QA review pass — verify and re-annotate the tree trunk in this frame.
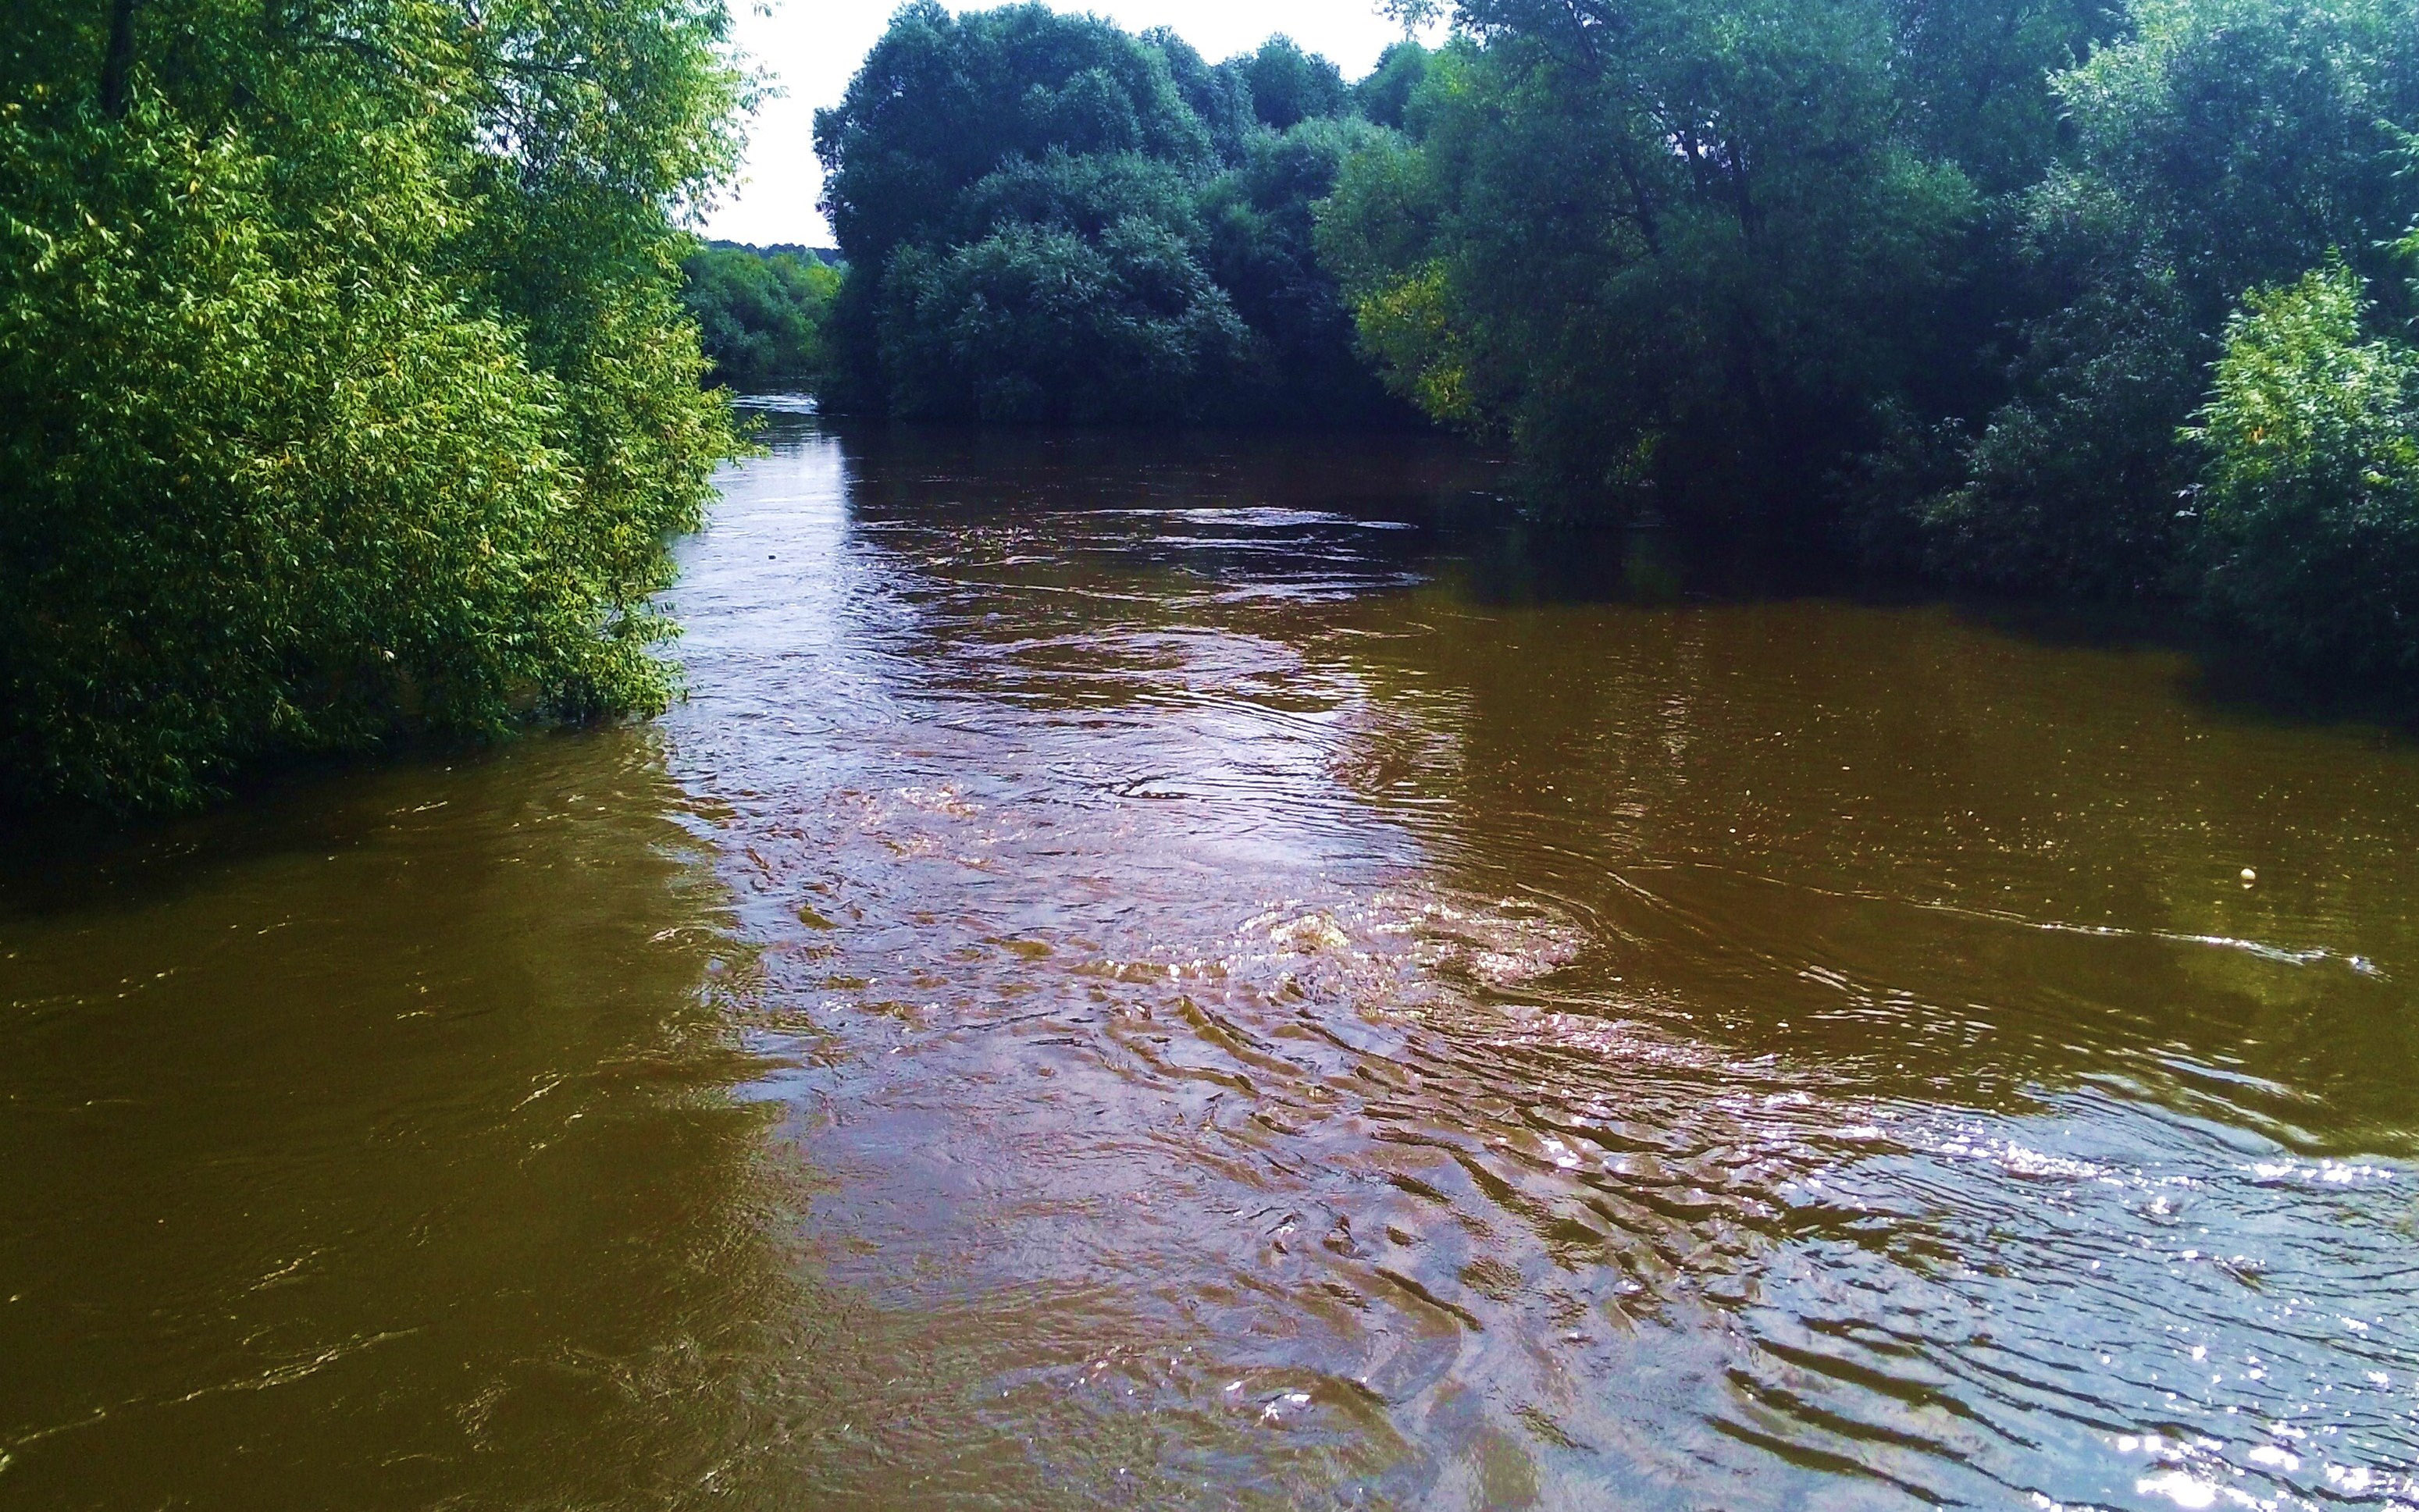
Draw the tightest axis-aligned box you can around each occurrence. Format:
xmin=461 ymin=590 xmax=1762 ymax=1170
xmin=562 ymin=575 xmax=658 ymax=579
xmin=99 ymin=0 xmax=139 ymax=118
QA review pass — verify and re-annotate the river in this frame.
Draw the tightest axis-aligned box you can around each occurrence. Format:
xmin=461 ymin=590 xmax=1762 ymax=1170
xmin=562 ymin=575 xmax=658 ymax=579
xmin=3 ymin=412 xmax=2415 ymax=1510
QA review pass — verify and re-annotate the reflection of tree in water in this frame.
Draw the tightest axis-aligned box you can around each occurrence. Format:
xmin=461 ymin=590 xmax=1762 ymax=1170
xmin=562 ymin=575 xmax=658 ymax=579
xmin=818 ymin=420 xmax=1491 ymax=718
xmin=1295 ymin=554 xmax=2419 ymax=1509
xmin=1328 ymin=572 xmax=2419 ymax=1147
xmin=745 ymin=429 xmax=2419 ymax=1507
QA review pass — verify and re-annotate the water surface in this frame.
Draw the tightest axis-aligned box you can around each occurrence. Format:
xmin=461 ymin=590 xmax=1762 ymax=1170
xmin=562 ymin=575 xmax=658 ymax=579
xmin=4 ymin=418 xmax=2416 ymax=1509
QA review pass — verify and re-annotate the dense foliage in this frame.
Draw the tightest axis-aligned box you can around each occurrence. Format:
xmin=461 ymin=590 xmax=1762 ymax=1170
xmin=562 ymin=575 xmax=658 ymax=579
xmin=0 ymin=0 xmax=744 ymax=812
xmin=2190 ymin=260 xmax=2419 ymax=679
xmin=1315 ymin=0 xmax=2419 ymax=688
xmin=1913 ymin=0 xmax=2419 ymax=599
xmin=1316 ymin=0 xmax=2118 ymax=532
xmin=682 ymin=242 xmax=840 ymax=385
xmin=811 ymin=3 xmax=1409 ymax=425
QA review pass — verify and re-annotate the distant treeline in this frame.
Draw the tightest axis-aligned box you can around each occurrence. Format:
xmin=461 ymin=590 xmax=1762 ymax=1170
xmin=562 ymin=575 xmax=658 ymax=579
xmin=709 ymin=241 xmax=841 ymax=267
xmin=810 ymin=0 xmax=2419 ymax=691
xmin=683 ymin=244 xmax=841 ymax=385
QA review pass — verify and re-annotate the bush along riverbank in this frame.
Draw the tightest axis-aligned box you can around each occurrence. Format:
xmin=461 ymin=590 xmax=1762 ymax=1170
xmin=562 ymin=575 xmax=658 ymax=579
xmin=0 ymin=0 xmax=749 ymax=813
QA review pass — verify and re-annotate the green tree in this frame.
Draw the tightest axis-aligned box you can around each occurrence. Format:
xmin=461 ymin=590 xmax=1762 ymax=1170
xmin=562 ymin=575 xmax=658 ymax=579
xmin=880 ymin=219 xmax=1247 ymax=422
xmin=1883 ymin=0 xmax=2128 ymax=196
xmin=867 ymin=143 xmax=1248 ymax=420
xmin=1916 ymin=0 xmax=2419 ymax=596
xmin=682 ymin=244 xmax=841 ymax=385
xmin=1144 ymin=27 xmax=1259 ymax=162
xmin=813 ymin=3 xmax=1390 ymax=425
xmin=0 ymin=0 xmax=746 ymax=812
xmin=2188 ymin=261 xmax=2419 ymax=680
xmin=1320 ymin=6 xmax=1983 ymax=535
xmin=812 ymin=0 xmax=1213 ymax=407
xmin=1352 ymin=41 xmax=1432 ymax=131
xmin=1202 ymin=118 xmax=1404 ymax=422
xmin=1236 ymin=37 xmax=1348 ymax=130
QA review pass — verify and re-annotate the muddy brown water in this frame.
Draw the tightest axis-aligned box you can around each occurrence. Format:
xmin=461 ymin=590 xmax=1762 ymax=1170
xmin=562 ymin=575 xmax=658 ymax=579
xmin=4 ymin=414 xmax=2417 ymax=1510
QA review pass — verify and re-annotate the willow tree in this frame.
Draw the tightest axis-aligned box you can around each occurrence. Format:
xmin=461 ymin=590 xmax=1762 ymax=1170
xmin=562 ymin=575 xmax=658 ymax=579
xmin=0 ymin=0 xmax=748 ymax=811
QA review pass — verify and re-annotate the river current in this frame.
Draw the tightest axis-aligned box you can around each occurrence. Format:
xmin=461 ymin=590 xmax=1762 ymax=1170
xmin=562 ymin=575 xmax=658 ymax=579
xmin=3 ymin=414 xmax=2416 ymax=1510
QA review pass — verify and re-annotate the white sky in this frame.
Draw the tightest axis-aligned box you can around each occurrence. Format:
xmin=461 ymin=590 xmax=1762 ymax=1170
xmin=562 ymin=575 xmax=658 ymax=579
xmin=700 ymin=0 xmax=1442 ymax=246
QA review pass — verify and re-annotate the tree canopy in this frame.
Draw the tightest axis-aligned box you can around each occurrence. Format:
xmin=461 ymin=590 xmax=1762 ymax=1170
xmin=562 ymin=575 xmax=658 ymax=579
xmin=1914 ymin=0 xmax=2419 ymax=600
xmin=812 ymin=3 xmax=1416 ymax=425
xmin=1317 ymin=0 xmax=2114 ymax=533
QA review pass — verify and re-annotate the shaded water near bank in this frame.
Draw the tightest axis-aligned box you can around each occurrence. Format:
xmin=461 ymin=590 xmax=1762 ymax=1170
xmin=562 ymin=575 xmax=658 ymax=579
xmin=4 ymin=416 xmax=2417 ymax=1510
